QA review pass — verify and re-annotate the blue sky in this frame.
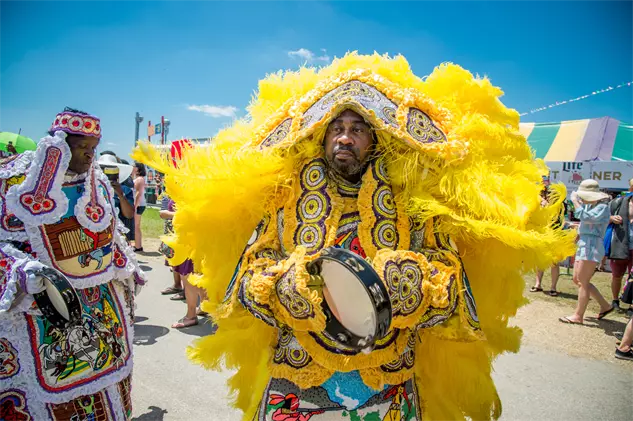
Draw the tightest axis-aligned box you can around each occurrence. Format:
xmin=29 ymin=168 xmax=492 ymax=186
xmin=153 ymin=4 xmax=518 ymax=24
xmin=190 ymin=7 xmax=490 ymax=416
xmin=1 ymin=1 xmax=631 ymax=159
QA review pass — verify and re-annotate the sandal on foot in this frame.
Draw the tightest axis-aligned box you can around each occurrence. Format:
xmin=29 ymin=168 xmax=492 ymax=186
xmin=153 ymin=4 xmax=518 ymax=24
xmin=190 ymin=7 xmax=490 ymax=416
xmin=546 ymin=290 xmax=559 ymax=297
xmin=559 ymin=316 xmax=583 ymax=325
xmin=161 ymin=286 xmax=183 ymax=295
xmin=170 ymin=292 xmax=186 ymax=301
xmin=530 ymin=286 xmax=543 ymax=292
xmin=172 ymin=316 xmax=198 ymax=329
xmin=597 ymin=307 xmax=615 ymax=320
xmin=196 ymin=308 xmax=209 ymax=317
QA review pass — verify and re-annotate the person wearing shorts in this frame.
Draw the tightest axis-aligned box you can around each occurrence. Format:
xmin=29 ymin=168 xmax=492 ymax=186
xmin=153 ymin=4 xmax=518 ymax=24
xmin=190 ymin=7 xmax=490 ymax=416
xmin=163 ymin=197 xmax=206 ymax=329
xmin=608 ymin=181 xmax=633 ymax=310
xmin=133 ymin=162 xmax=147 ymax=251
xmin=560 ymin=179 xmax=615 ymax=325
xmin=532 ymin=186 xmax=569 ymax=296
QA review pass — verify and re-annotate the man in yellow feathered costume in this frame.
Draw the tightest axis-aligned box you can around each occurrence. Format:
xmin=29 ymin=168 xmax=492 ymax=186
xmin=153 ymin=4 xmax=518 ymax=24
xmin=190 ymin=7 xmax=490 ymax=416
xmin=134 ymin=53 xmax=575 ymax=420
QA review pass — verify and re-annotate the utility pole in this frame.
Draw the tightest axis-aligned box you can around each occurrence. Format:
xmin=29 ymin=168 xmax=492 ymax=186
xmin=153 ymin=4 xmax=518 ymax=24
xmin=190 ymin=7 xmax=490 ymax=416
xmin=161 ymin=116 xmax=165 ymax=145
xmin=163 ymin=118 xmax=170 ymax=145
xmin=134 ymin=112 xmax=143 ymax=146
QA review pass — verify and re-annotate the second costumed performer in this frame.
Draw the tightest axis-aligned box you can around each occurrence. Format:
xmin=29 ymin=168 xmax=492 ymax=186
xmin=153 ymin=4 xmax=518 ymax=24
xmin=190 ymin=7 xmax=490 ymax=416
xmin=135 ymin=53 xmax=575 ymax=420
xmin=0 ymin=108 xmax=146 ymax=420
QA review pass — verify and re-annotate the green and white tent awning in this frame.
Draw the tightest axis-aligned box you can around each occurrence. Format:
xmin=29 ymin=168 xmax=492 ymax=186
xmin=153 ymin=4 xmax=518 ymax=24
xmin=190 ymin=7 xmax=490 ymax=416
xmin=519 ymin=117 xmax=632 ymax=161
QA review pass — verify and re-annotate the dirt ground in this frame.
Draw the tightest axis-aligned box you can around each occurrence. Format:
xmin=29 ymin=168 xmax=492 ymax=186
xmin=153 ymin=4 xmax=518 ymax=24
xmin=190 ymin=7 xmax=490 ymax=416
xmin=520 ymin=268 xmax=630 ymax=364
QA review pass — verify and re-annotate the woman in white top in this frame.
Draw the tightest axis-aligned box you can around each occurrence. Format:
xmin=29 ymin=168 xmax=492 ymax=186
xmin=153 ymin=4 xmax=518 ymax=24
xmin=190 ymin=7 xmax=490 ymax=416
xmin=133 ymin=162 xmax=147 ymax=252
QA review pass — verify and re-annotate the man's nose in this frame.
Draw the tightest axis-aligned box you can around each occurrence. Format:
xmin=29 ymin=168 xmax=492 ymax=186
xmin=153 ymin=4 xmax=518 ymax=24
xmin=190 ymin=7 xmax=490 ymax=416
xmin=337 ymin=131 xmax=354 ymax=145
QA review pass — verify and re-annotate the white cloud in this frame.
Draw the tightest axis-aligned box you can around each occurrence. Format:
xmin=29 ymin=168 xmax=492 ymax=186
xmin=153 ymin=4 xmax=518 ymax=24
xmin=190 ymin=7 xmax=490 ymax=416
xmin=187 ymin=104 xmax=238 ymax=118
xmin=288 ymin=48 xmax=330 ymax=63
xmin=105 ymin=142 xmax=116 ymax=146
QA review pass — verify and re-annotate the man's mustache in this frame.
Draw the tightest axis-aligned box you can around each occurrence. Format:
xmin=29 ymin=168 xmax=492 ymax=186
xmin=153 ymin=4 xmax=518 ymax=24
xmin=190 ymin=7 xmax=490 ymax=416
xmin=333 ymin=144 xmax=360 ymax=160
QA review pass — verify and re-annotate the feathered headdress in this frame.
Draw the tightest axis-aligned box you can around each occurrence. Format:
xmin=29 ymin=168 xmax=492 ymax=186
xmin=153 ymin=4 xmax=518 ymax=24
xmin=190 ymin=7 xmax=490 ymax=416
xmin=133 ymin=52 xmax=575 ymax=420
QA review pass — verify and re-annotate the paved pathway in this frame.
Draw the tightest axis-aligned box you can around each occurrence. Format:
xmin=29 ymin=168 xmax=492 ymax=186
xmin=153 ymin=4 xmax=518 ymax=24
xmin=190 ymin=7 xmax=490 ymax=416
xmin=131 ymin=256 xmax=632 ymax=421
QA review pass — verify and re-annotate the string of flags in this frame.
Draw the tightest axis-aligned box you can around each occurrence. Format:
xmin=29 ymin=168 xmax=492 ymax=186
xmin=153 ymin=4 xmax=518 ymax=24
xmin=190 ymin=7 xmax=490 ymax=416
xmin=519 ymin=81 xmax=632 ymax=116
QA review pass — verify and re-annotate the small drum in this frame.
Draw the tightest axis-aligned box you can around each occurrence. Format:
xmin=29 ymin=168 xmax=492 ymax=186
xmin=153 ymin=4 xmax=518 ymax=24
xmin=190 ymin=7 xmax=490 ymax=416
xmin=32 ymin=267 xmax=82 ymax=329
xmin=307 ymin=247 xmax=391 ymax=353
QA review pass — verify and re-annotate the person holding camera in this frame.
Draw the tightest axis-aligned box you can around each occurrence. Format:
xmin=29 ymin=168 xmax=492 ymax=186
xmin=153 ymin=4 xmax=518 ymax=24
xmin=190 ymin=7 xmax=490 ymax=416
xmin=98 ymin=152 xmax=135 ymax=221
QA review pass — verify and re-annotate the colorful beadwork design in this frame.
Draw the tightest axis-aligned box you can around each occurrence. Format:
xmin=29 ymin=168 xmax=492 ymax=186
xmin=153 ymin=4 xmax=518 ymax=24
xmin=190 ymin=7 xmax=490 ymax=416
xmin=308 ymin=327 xmax=400 ymax=357
xmin=19 ymin=147 xmax=61 ymax=216
xmin=0 ymin=176 xmax=26 ymax=234
xmin=273 ymin=327 xmax=311 ymax=369
xmin=260 ymin=118 xmax=292 ymax=149
xmin=0 ymin=247 xmax=17 ymax=303
xmin=462 ymin=271 xmax=480 ymax=330
xmin=34 ymin=178 xmax=115 ymax=281
xmin=238 ymin=270 xmax=277 ymax=327
xmin=383 ymin=258 xmax=424 ymax=318
xmin=0 ymin=389 xmax=31 ymax=421
xmin=37 ymin=216 xmax=114 ymax=280
xmin=416 ymin=273 xmax=458 ymax=329
xmin=275 ymin=265 xmax=314 ymax=320
xmin=46 ymin=390 xmax=114 ymax=421
xmin=258 ymin=374 xmax=421 ymax=420
xmin=370 ymin=159 xmax=399 ymax=251
xmin=80 ymin=286 xmax=102 ymax=306
xmin=406 ymin=108 xmax=447 ymax=144
xmin=293 ymin=159 xmax=332 ymax=256
xmin=117 ymin=374 xmax=133 ymax=419
xmin=334 ymin=212 xmax=366 ymax=258
xmin=25 ymin=282 xmax=130 ymax=393
xmin=112 ymin=243 xmax=128 ymax=269
xmin=0 ymin=337 xmax=20 ymax=380
xmin=301 ymin=80 xmax=399 ymax=131
xmin=381 ymin=332 xmax=416 ymax=373
xmin=74 ymin=172 xmax=114 ymax=234
xmin=51 ymin=111 xmax=102 ymax=139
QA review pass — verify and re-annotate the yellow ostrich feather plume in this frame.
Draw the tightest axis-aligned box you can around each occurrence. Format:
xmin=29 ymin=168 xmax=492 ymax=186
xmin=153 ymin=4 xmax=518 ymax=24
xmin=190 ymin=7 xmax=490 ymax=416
xmin=133 ymin=52 xmax=576 ymax=420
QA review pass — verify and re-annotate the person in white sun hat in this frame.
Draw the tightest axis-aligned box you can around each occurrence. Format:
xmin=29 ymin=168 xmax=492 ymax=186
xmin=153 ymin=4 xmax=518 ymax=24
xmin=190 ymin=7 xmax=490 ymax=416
xmin=97 ymin=153 xmax=135 ymax=222
xmin=560 ymin=179 xmax=615 ymax=325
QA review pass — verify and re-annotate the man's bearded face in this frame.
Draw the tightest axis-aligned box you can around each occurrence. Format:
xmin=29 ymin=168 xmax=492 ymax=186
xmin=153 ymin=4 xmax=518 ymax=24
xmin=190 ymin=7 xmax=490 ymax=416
xmin=324 ymin=109 xmax=374 ymax=180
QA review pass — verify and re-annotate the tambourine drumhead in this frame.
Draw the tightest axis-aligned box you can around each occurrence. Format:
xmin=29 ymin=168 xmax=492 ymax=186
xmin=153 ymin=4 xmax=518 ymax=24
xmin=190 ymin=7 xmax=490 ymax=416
xmin=309 ymin=247 xmax=392 ymax=351
xmin=33 ymin=267 xmax=82 ymax=329
xmin=321 ymin=259 xmax=377 ymax=338
xmin=43 ymin=277 xmax=70 ymax=321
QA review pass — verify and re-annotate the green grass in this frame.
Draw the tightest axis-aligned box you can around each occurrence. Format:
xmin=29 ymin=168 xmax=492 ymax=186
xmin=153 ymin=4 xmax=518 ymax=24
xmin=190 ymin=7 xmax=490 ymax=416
xmin=141 ymin=207 xmax=164 ymax=239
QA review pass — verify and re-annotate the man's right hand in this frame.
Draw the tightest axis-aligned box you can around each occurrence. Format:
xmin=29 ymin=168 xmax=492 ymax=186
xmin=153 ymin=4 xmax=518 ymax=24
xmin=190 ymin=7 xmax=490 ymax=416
xmin=611 ymin=215 xmax=623 ymax=225
xmin=111 ymin=181 xmax=124 ymax=196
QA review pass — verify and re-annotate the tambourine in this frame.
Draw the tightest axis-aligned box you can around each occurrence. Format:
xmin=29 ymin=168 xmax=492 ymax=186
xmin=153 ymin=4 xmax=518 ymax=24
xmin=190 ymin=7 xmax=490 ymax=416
xmin=306 ymin=247 xmax=391 ymax=353
xmin=32 ymin=267 xmax=82 ymax=329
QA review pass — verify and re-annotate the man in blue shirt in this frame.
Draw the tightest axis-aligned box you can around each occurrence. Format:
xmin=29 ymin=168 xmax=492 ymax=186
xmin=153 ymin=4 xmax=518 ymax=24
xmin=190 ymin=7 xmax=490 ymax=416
xmin=100 ymin=151 xmax=135 ymax=242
